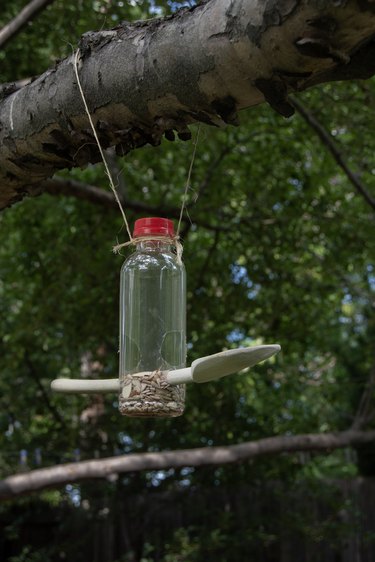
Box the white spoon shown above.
[51,344,280,394]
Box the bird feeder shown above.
[51,217,281,417]
[119,217,186,417]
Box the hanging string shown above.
[73,49,200,262]
[112,125,200,263]
[176,125,200,238]
[73,49,133,243]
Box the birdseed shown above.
[119,370,185,418]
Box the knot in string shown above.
[113,236,183,265]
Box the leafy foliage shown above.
[0,0,375,559]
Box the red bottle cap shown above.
[133,217,175,238]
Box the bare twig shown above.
[291,96,375,212]
[0,429,375,501]
[0,0,56,49]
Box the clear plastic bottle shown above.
[119,217,186,417]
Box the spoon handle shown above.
[51,378,119,394]
[51,367,193,394]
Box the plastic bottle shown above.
[119,217,186,417]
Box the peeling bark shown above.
[1,0,375,210]
[0,429,374,501]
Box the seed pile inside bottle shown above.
[119,370,185,417]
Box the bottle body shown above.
[119,239,186,417]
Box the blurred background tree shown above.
[0,0,374,560]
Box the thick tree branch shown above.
[1,0,375,210]
[1,429,375,501]
[291,97,375,212]
[0,0,56,49]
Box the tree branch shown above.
[1,429,375,501]
[0,0,56,49]
[1,0,375,210]
[41,176,228,232]
[291,96,375,212]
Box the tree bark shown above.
[1,0,375,210]
[0,429,374,501]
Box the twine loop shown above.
[113,235,183,265]
[73,48,200,265]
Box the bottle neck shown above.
[135,238,173,252]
